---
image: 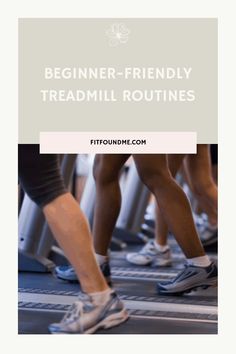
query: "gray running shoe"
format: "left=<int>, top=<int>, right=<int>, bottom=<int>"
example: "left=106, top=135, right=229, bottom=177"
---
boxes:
left=157, top=262, right=217, bottom=295
left=55, top=261, right=112, bottom=286
left=49, top=291, right=128, bottom=334
left=126, top=240, right=171, bottom=266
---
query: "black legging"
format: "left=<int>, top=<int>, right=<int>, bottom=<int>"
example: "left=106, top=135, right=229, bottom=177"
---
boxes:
left=18, top=144, right=67, bottom=208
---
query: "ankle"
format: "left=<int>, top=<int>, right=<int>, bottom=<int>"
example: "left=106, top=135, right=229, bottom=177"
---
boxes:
left=187, top=255, right=211, bottom=267
left=154, top=240, right=169, bottom=252
left=96, top=253, right=109, bottom=266
left=89, top=287, right=113, bottom=305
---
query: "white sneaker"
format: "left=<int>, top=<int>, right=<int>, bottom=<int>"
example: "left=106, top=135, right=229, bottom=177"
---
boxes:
left=49, top=291, right=128, bottom=334
left=126, top=240, right=172, bottom=266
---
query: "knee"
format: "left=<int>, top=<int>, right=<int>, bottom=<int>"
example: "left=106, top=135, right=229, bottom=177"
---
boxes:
left=138, top=167, right=172, bottom=193
left=93, top=157, right=119, bottom=186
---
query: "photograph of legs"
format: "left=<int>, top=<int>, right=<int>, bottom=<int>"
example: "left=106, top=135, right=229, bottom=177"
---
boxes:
left=18, top=145, right=217, bottom=334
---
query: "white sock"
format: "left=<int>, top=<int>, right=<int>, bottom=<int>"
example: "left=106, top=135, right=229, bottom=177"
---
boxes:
left=154, top=240, right=169, bottom=252
left=187, top=255, right=211, bottom=267
left=95, top=253, right=109, bottom=266
left=89, top=288, right=113, bottom=306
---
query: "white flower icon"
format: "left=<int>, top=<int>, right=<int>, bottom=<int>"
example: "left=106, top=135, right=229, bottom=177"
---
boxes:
left=106, top=23, right=130, bottom=47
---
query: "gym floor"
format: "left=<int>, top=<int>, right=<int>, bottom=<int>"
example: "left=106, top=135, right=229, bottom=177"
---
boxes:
left=18, top=238, right=217, bottom=334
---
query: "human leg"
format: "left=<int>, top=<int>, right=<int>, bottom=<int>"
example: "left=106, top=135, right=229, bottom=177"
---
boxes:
left=133, top=154, right=205, bottom=258
left=183, top=144, right=218, bottom=246
left=18, top=145, right=128, bottom=332
left=54, top=153, right=129, bottom=284
left=92, top=154, right=130, bottom=256
left=132, top=154, right=217, bottom=294
left=126, top=154, right=185, bottom=267
left=155, top=154, right=186, bottom=246
left=184, top=144, right=217, bottom=226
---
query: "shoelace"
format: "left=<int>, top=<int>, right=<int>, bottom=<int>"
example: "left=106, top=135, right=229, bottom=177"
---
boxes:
left=61, top=292, right=93, bottom=333
left=140, top=241, right=156, bottom=254
left=62, top=302, right=82, bottom=323
left=169, top=264, right=190, bottom=283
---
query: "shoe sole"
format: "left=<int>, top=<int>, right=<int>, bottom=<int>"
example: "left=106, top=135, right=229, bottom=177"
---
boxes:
left=86, top=308, right=129, bottom=334
left=127, top=259, right=172, bottom=267
left=152, top=260, right=172, bottom=267
left=126, top=251, right=172, bottom=267
left=49, top=308, right=129, bottom=334
left=54, top=273, right=79, bottom=283
left=126, top=260, right=152, bottom=266
left=157, top=278, right=217, bottom=296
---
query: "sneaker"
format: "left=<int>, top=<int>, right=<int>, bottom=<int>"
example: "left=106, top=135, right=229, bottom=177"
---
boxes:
left=126, top=240, right=172, bottom=266
left=48, top=291, right=129, bottom=334
left=157, top=262, right=217, bottom=295
left=200, top=224, right=218, bottom=247
left=54, top=261, right=112, bottom=286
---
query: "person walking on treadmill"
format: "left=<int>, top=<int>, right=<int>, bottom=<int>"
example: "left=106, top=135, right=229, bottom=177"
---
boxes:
left=56, top=153, right=217, bottom=296
left=127, top=145, right=218, bottom=272
left=18, top=145, right=128, bottom=334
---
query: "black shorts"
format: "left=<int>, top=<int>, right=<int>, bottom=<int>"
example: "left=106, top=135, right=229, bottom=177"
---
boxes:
left=18, top=144, right=67, bottom=208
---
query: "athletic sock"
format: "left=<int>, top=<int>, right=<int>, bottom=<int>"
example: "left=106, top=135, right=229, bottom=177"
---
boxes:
left=96, top=253, right=109, bottom=266
left=89, top=288, right=113, bottom=306
left=154, top=240, right=169, bottom=252
left=187, top=255, right=211, bottom=267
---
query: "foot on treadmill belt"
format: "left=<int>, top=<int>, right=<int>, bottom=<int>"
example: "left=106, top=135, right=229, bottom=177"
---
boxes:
left=126, top=240, right=172, bottom=266
left=54, top=261, right=112, bottom=286
left=49, top=291, right=129, bottom=334
left=157, top=262, right=217, bottom=295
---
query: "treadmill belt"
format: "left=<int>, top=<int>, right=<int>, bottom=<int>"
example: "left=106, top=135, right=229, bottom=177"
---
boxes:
left=19, top=310, right=217, bottom=335
left=18, top=244, right=218, bottom=334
